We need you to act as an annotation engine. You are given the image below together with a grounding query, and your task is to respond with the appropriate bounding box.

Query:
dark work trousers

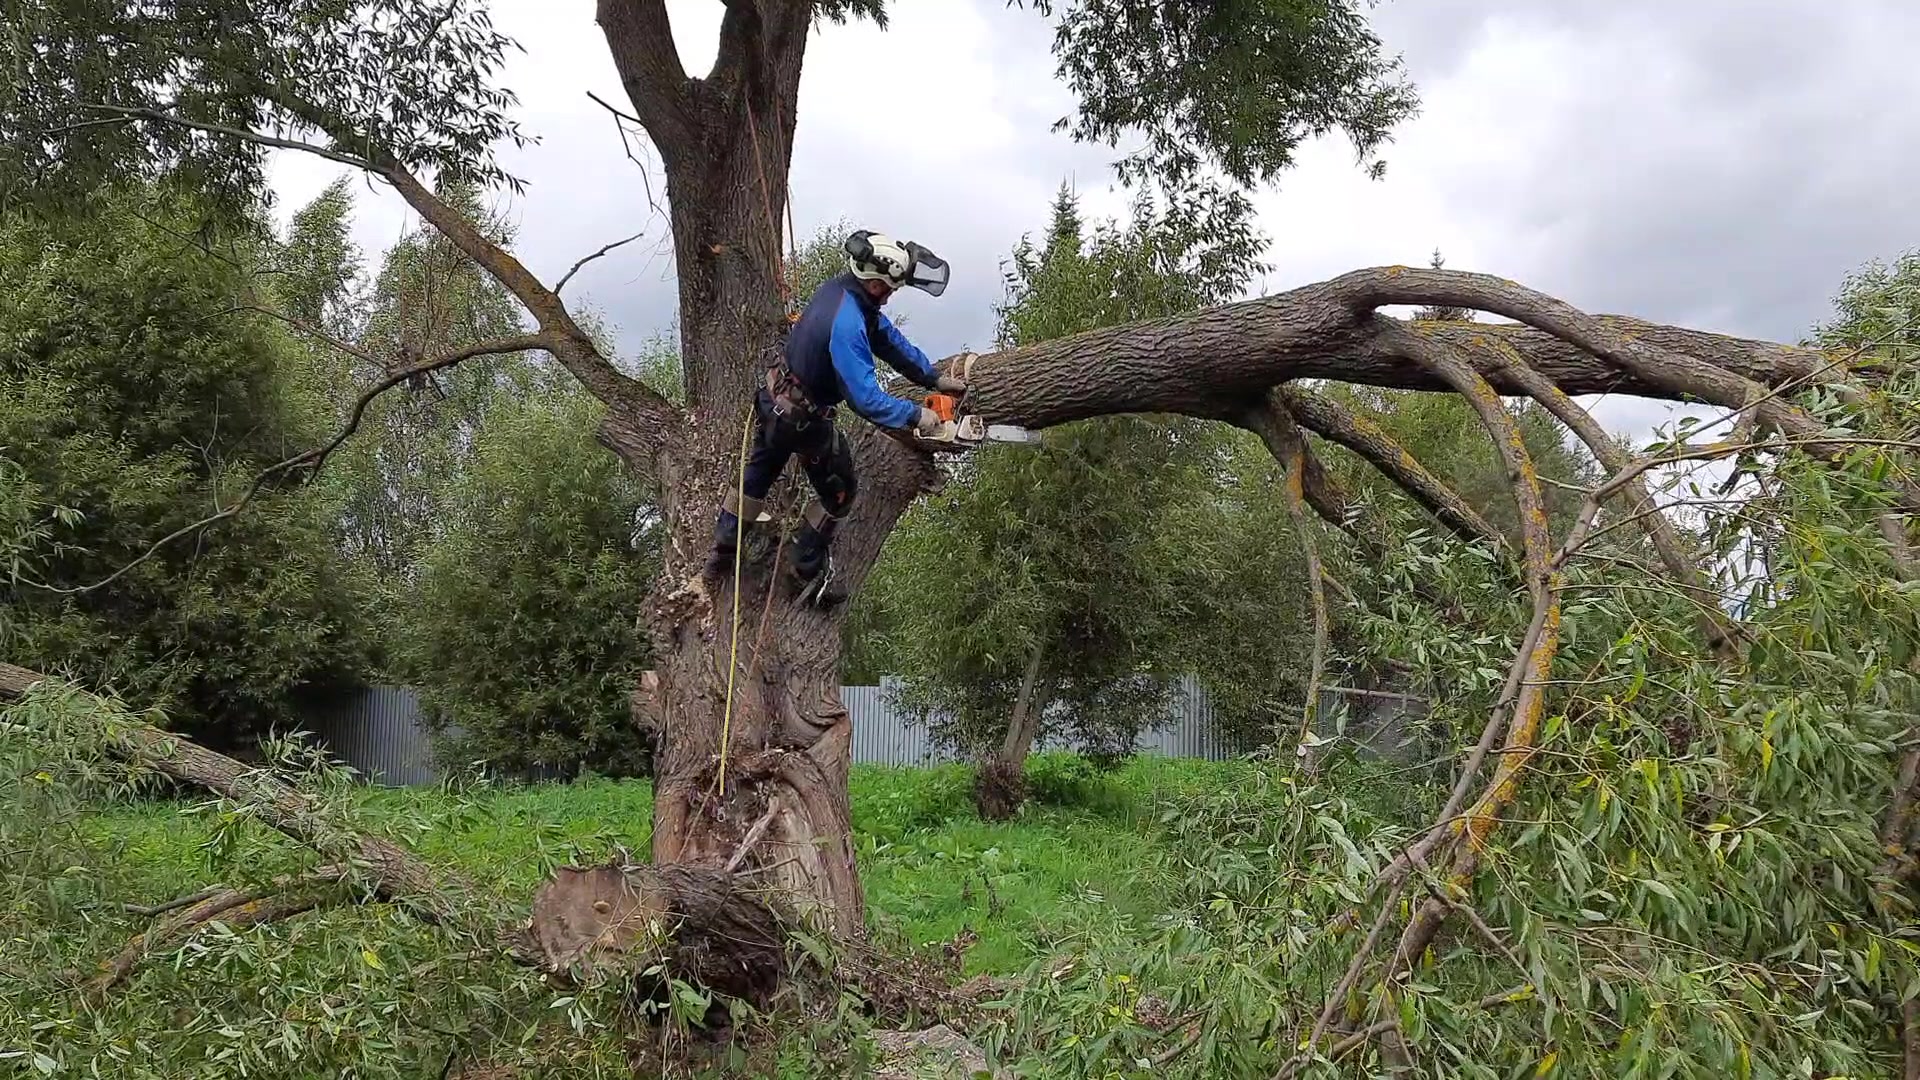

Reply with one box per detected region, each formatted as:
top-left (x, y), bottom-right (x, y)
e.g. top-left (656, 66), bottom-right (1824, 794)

top-left (710, 387), bottom-right (858, 580)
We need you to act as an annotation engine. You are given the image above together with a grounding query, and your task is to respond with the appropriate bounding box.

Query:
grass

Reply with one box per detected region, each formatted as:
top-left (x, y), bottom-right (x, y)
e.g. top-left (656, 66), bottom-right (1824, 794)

top-left (83, 752), bottom-right (1254, 976)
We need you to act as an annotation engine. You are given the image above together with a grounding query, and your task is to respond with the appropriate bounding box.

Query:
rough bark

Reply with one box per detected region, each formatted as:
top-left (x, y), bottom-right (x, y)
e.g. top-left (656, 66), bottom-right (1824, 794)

top-left (956, 269), bottom-right (1838, 438)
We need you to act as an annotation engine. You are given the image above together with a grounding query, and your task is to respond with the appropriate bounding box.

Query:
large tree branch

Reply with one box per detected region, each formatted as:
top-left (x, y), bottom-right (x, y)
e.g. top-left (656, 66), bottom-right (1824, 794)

top-left (1330, 267), bottom-right (1920, 509)
top-left (1276, 385), bottom-right (1506, 550)
top-left (965, 269), bottom-right (1837, 436)
top-left (595, 0), bottom-right (698, 163)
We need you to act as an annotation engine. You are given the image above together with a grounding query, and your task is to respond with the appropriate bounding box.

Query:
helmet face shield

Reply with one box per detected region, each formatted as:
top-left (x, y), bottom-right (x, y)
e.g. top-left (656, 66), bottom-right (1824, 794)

top-left (902, 241), bottom-right (949, 297)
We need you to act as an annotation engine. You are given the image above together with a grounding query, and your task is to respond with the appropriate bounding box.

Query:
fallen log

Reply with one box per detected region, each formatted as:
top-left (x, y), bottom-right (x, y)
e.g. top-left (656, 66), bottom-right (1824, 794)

top-left (93, 864), bottom-right (350, 993)
top-left (0, 662), bottom-right (460, 921)
top-left (0, 663), bottom-right (846, 1016)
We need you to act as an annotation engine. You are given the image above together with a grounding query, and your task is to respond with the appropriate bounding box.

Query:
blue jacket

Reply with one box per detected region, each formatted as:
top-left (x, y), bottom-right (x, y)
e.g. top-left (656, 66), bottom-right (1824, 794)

top-left (783, 272), bottom-right (939, 429)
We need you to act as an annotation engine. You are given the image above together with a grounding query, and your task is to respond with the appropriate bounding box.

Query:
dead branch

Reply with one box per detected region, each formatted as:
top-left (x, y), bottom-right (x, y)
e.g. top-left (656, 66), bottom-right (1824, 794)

top-left (556, 230), bottom-right (648, 295)
top-left (22, 333), bottom-right (554, 595)
top-left (92, 865), bottom-right (349, 994)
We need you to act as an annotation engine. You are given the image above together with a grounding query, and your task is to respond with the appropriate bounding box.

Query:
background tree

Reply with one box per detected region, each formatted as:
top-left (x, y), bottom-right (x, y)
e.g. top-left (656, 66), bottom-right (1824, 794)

top-left (1412, 248), bottom-right (1473, 323)
top-left (860, 184), bottom-right (1294, 816)
top-left (0, 193), bottom-right (365, 747)
top-left (390, 385), bottom-right (660, 781)
top-left (331, 181), bottom-right (544, 584)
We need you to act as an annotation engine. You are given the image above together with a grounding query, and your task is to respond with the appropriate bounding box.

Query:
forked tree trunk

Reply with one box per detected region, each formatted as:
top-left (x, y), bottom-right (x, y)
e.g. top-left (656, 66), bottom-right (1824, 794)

top-left (589, 0), bottom-right (922, 935)
top-left (975, 642), bottom-right (1047, 821)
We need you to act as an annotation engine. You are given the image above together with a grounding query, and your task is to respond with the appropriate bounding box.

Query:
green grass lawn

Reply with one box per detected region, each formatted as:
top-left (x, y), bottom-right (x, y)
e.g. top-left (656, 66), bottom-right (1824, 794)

top-left (84, 753), bottom-right (1254, 976)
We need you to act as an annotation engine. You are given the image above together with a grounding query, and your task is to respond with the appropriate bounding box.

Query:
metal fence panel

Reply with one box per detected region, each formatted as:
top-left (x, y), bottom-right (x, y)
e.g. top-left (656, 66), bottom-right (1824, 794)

top-left (300, 685), bottom-right (438, 786)
top-left (299, 676), bottom-right (1421, 786)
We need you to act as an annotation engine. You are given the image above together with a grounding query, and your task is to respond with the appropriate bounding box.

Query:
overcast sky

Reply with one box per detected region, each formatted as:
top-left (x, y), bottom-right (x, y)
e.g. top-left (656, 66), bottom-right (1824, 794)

top-left (268, 0), bottom-right (1920, 439)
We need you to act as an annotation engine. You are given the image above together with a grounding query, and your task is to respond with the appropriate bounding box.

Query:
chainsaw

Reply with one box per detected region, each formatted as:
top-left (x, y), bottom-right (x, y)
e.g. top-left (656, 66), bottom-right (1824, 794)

top-left (914, 358), bottom-right (1039, 450)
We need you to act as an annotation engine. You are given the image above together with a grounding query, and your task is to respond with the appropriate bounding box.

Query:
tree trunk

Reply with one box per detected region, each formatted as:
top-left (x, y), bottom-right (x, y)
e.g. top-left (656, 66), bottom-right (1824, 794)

top-left (975, 641), bottom-right (1047, 821)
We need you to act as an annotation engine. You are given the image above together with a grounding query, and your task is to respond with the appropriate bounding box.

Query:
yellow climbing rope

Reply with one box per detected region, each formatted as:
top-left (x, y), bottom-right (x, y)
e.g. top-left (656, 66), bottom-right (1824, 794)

top-left (715, 401), bottom-right (754, 798)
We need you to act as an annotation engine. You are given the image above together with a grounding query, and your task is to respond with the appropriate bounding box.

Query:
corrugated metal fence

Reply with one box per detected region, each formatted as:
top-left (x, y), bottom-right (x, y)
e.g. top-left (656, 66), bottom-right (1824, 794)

top-left (846, 674), bottom-right (1229, 766)
top-left (302, 685), bottom-right (439, 786)
top-left (301, 675), bottom-right (1244, 786)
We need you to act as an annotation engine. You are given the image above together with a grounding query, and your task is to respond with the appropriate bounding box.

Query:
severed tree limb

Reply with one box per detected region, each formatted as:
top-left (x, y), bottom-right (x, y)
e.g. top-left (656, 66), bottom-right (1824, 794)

top-left (555, 229), bottom-right (648, 295)
top-left (92, 865), bottom-right (350, 994)
top-left (1335, 267), bottom-right (1920, 510)
top-left (1263, 405), bottom-right (1332, 760)
top-left (0, 664), bottom-right (463, 921)
top-left (124, 886), bottom-right (225, 918)
top-left (1276, 385), bottom-right (1506, 551)
top-left (1373, 326), bottom-right (1564, 974)
top-left (23, 332), bottom-right (557, 595)
top-left (1475, 344), bottom-right (1741, 657)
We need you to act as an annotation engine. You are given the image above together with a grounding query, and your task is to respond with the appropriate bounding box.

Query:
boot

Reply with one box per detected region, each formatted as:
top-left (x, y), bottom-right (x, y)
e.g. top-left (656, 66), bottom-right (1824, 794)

top-left (788, 503), bottom-right (847, 608)
top-left (705, 494), bottom-right (772, 581)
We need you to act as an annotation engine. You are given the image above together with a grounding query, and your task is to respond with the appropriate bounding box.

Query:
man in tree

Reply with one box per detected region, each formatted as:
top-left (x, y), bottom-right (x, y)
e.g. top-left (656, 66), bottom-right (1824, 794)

top-left (706, 230), bottom-right (966, 603)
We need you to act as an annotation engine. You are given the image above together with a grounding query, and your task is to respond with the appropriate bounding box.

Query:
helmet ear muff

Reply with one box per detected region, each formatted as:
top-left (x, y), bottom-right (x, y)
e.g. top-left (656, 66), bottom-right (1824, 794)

top-left (846, 230), bottom-right (906, 285)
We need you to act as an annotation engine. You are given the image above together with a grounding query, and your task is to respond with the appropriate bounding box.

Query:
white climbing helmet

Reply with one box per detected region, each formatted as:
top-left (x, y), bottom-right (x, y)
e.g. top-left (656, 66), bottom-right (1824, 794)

top-left (845, 230), bottom-right (950, 296)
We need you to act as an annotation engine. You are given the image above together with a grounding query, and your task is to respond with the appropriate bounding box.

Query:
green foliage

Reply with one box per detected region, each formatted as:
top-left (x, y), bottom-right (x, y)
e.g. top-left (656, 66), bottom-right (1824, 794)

top-left (3, 0), bottom-right (529, 214)
top-left (964, 281), bottom-right (1920, 1076)
top-left (1815, 248), bottom-right (1920, 355)
top-left (327, 179), bottom-right (550, 582)
top-left (858, 185), bottom-right (1299, 761)
top-left (4, 711), bottom-right (1225, 1076)
top-left (0, 685), bottom-right (610, 1079)
top-left (1322, 381), bottom-right (1599, 543)
top-left (389, 387), bottom-right (659, 780)
top-left (1017, 0), bottom-right (1418, 190)
top-left (0, 194), bottom-right (365, 746)
top-left (270, 175), bottom-right (364, 338)
top-left (786, 218), bottom-right (857, 304)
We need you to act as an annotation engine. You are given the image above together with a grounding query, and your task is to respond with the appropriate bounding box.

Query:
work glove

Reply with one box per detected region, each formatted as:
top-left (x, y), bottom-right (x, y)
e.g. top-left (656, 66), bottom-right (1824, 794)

top-left (935, 373), bottom-right (967, 395)
top-left (914, 407), bottom-right (943, 436)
